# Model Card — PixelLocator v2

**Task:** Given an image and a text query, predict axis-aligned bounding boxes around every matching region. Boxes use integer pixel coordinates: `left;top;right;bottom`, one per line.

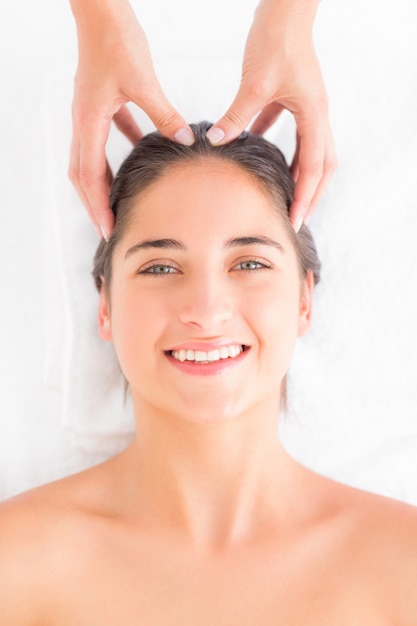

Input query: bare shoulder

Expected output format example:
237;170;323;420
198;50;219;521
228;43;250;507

337;478;417;555
360;488;417;621
0;463;114;625
0;484;66;624
322;474;417;623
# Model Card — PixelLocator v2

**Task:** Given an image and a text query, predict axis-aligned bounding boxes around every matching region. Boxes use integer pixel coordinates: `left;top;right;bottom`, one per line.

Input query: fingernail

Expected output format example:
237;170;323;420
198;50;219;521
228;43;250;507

206;127;225;145
100;223;110;242
174;128;195;146
95;225;102;239
294;216;304;233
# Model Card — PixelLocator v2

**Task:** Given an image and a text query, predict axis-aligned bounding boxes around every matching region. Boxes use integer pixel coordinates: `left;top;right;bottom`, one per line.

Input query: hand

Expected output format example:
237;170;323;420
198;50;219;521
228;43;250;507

68;0;194;239
207;0;337;230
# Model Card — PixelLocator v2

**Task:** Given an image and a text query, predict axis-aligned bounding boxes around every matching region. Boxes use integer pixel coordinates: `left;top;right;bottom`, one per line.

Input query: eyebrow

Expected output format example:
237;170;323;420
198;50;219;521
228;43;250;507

225;236;285;252
125;238;186;258
124;235;284;259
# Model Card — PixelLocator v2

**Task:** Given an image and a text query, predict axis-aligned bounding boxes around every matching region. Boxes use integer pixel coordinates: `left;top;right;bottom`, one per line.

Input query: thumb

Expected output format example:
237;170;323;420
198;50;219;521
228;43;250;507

140;84;195;146
207;86;263;145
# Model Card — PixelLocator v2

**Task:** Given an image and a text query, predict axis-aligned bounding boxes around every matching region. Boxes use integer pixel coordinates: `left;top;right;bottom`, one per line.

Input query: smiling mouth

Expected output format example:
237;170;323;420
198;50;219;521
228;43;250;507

167;345;249;364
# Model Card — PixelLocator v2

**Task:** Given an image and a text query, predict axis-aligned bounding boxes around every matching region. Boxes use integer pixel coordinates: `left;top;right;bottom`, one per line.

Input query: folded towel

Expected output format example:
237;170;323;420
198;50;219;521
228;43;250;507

43;67;136;454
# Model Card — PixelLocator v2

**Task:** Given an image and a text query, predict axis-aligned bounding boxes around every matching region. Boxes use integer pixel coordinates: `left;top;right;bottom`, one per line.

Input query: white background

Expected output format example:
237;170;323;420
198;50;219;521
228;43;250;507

0;0;416;502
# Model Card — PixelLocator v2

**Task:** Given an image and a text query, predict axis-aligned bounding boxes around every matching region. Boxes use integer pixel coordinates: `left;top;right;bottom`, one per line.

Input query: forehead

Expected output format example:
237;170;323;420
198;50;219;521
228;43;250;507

123;158;290;240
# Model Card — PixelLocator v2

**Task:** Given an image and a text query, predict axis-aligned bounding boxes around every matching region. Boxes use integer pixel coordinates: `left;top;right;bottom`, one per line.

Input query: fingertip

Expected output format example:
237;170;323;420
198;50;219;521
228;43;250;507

99;223;110;242
290;200;308;233
92;208;114;242
206;126;226;146
174;127;195;146
101;213;115;241
294;215;304;233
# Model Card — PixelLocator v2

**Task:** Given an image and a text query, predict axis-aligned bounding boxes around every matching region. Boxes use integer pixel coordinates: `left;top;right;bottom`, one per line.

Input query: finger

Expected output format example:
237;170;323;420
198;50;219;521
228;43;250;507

139;83;195;146
206;83;266;145
105;159;113;191
77;113;115;239
303;128;338;224
290;133;301;183
249;102;284;135
289;118;326;230
113;105;143;145
68;123;102;235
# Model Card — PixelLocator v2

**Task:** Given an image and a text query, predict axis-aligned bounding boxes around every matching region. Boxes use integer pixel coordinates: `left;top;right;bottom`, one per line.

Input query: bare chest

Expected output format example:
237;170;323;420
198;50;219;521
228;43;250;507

50;535;391;626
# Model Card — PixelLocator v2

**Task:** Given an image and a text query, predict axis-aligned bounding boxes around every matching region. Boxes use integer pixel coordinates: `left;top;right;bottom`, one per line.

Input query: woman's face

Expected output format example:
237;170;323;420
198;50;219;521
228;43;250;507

99;159;313;423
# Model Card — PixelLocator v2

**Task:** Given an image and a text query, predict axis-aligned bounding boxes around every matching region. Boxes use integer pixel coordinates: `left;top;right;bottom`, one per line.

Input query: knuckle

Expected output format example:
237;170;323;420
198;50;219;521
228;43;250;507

155;108;180;131
78;166;97;190
244;76;272;101
224;109;247;131
246;79;267;100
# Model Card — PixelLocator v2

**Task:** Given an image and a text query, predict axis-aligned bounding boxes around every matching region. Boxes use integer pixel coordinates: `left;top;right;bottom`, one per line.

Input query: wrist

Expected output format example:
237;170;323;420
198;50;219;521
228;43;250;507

253;0;320;52
69;0;131;27
256;0;320;30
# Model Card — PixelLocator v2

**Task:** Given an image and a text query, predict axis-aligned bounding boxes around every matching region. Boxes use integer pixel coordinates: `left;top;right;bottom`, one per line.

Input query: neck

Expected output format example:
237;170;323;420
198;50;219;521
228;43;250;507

118;393;300;552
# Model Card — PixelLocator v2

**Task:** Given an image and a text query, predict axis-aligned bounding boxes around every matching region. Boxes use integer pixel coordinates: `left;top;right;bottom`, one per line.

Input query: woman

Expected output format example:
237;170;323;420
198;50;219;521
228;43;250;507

0;123;416;623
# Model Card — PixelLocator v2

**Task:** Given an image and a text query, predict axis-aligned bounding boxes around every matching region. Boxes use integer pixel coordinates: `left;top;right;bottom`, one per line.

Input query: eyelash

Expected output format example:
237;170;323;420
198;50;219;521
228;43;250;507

138;258;273;276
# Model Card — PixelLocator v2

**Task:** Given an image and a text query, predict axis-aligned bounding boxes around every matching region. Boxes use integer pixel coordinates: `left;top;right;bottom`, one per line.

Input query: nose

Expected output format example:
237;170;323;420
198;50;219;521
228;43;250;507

178;272;233;331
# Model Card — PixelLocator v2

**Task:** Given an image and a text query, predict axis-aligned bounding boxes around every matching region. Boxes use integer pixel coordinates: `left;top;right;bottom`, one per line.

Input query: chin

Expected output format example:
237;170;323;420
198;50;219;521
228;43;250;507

151;384;250;425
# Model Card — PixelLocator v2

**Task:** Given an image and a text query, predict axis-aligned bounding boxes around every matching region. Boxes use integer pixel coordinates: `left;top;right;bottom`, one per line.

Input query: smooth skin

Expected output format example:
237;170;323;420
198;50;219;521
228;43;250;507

68;0;336;239
1;160;416;624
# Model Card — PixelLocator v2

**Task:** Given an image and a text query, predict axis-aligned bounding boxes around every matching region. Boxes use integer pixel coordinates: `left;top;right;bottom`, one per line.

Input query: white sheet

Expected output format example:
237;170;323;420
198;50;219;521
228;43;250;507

0;0;416;503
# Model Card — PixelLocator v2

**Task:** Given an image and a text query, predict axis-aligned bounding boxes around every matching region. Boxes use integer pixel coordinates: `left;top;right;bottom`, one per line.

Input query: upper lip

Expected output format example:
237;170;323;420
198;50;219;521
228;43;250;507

165;342;248;352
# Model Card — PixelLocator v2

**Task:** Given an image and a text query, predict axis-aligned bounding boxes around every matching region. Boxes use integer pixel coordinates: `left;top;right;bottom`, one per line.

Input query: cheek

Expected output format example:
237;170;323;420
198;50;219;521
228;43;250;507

247;277;301;363
109;285;165;377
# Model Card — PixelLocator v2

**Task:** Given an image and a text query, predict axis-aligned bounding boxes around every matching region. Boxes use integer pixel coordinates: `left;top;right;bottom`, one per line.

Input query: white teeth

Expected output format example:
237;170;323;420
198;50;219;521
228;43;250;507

171;345;244;363
207;349;220;362
219;346;229;359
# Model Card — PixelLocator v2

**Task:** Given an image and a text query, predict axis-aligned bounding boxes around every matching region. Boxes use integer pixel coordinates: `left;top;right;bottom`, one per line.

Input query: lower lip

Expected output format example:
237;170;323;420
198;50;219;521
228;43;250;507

165;348;249;376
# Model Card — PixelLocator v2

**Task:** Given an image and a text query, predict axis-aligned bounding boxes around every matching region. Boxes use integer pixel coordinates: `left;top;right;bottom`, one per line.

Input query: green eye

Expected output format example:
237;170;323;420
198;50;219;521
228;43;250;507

152;265;172;274
240;261;261;270
141;264;177;274
234;260;269;271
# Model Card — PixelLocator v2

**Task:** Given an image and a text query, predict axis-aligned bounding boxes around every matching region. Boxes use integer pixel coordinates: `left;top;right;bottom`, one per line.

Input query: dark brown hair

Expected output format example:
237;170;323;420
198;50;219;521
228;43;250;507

93;121;321;293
